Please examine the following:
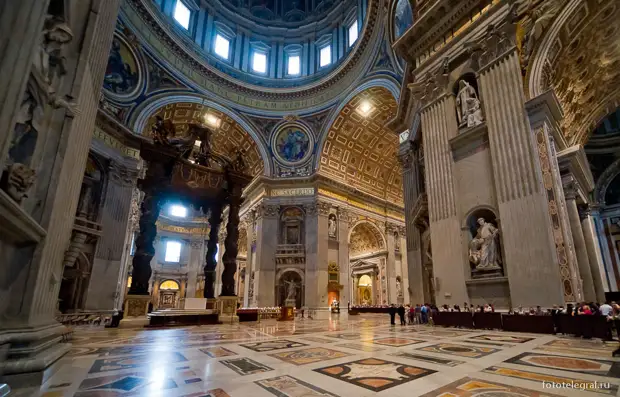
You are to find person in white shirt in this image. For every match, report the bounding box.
[600,302,613,317]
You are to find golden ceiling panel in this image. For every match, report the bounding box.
[349,222,385,257]
[319,87,403,205]
[549,0,620,144]
[144,102,264,177]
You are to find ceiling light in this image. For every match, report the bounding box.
[194,139,202,147]
[358,101,373,116]
[205,113,221,127]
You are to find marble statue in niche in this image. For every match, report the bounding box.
[9,15,75,167]
[396,276,403,298]
[455,80,484,128]
[328,213,337,239]
[394,231,400,251]
[469,217,502,272]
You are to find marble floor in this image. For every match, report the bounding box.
[18,314,620,396]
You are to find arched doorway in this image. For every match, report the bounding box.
[158,280,180,309]
[349,221,387,305]
[276,270,303,308]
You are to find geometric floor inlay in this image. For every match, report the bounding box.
[336,343,385,352]
[534,338,617,358]
[219,357,273,375]
[200,346,237,358]
[239,340,308,352]
[419,377,561,396]
[256,375,339,396]
[505,352,620,378]
[483,366,619,395]
[468,334,536,344]
[88,352,188,374]
[303,337,337,344]
[419,343,500,358]
[314,357,436,391]
[389,352,465,367]
[268,347,350,365]
[367,337,425,347]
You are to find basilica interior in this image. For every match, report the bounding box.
[1,0,620,396]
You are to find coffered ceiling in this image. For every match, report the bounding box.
[349,222,385,257]
[144,102,264,177]
[319,87,403,205]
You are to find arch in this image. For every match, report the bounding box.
[160,280,180,290]
[358,274,372,286]
[316,82,403,204]
[460,205,499,229]
[275,267,305,284]
[348,220,386,256]
[129,93,272,176]
[594,157,620,205]
[527,0,620,145]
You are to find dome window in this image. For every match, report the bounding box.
[319,45,331,68]
[169,204,187,217]
[252,51,268,74]
[288,55,301,76]
[173,0,191,30]
[214,34,231,60]
[348,20,358,47]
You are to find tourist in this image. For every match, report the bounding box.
[454,304,461,312]
[409,305,415,324]
[516,305,524,315]
[535,306,543,315]
[415,304,422,324]
[388,304,397,325]
[601,301,613,317]
[398,304,406,325]
[420,303,428,324]
[463,302,471,312]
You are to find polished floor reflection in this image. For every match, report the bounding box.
[22,314,620,396]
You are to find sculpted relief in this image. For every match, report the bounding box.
[468,217,503,276]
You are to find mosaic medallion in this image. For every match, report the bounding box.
[88,352,187,374]
[314,358,435,391]
[272,123,313,165]
[219,357,273,376]
[336,343,385,352]
[468,334,535,344]
[200,346,237,358]
[483,366,619,395]
[269,347,350,365]
[505,352,620,377]
[389,352,465,367]
[240,340,308,352]
[461,340,513,347]
[418,330,477,338]
[419,343,499,358]
[368,337,426,347]
[256,375,338,397]
[419,377,561,397]
[103,34,142,99]
[325,333,364,340]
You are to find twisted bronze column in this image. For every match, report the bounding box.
[204,203,223,298]
[221,186,242,296]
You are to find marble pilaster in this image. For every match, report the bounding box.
[581,208,608,302]
[588,206,615,292]
[253,203,278,307]
[0,0,121,387]
[242,212,254,307]
[398,227,410,305]
[564,189,595,301]
[386,224,397,304]
[185,238,204,299]
[337,208,350,305]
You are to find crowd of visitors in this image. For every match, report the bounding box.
[384,301,620,326]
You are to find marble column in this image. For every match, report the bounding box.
[185,238,204,299]
[589,205,615,291]
[564,189,596,301]
[221,189,242,296]
[304,200,330,308]
[86,160,138,310]
[337,207,350,305]
[253,203,279,306]
[386,224,397,304]
[398,226,410,305]
[204,204,223,299]
[581,208,607,302]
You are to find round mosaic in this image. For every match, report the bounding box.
[103,34,142,99]
[272,123,313,165]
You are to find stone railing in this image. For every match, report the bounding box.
[276,244,305,265]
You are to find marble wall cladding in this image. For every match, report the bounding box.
[305,209,319,308]
[430,217,468,305]
[254,210,278,307]
[453,147,497,219]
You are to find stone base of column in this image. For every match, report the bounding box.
[217,296,239,323]
[0,323,71,389]
[119,295,151,328]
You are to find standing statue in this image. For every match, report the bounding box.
[396,278,403,298]
[283,279,297,301]
[469,217,501,270]
[455,80,484,128]
[328,214,337,238]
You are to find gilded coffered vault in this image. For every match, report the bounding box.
[319,87,403,205]
[144,102,264,177]
[349,221,386,257]
[527,0,620,145]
